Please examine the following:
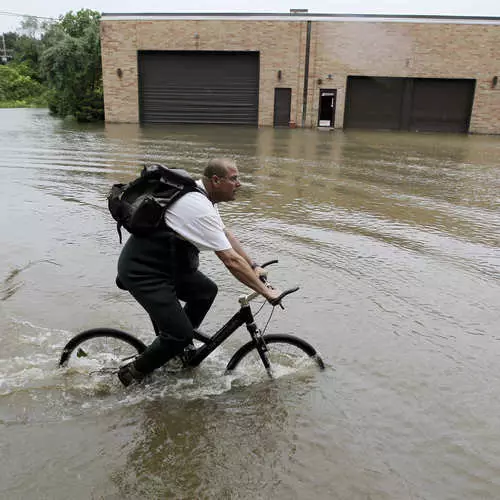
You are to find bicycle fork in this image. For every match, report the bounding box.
[246,320,273,378]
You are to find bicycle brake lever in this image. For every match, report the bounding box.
[270,286,300,308]
[268,296,285,309]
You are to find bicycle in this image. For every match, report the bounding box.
[58,260,325,382]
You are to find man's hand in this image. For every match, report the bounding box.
[216,248,282,303]
[263,285,282,305]
[253,266,267,278]
[253,266,281,304]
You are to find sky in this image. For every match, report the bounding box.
[1,0,500,34]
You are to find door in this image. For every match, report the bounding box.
[409,79,475,133]
[344,77,404,130]
[344,76,475,133]
[273,88,292,127]
[318,89,337,127]
[138,51,260,125]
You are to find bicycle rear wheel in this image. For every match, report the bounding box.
[59,328,147,375]
[225,334,325,376]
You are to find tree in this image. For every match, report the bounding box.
[20,16,46,39]
[59,9,101,38]
[0,63,43,102]
[40,9,103,121]
[2,32,43,81]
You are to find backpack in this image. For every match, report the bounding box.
[107,163,205,243]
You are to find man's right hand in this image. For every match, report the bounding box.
[216,248,282,302]
[263,286,282,306]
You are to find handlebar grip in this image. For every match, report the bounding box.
[269,286,300,307]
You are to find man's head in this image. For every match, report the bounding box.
[202,158,241,203]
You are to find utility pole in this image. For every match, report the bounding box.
[1,34,7,64]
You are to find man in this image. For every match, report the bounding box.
[117,158,280,386]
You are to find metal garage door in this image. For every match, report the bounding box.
[344,76,475,133]
[138,51,259,125]
[344,77,405,130]
[410,79,475,133]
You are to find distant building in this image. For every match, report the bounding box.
[100,12,500,134]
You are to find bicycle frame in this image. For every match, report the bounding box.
[183,261,293,374]
[185,299,261,368]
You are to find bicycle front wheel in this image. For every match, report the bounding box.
[59,328,147,375]
[225,334,325,376]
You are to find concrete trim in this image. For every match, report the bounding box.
[101,12,500,25]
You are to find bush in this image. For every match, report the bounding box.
[0,63,44,101]
[74,87,104,122]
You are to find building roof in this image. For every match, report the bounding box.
[101,12,500,25]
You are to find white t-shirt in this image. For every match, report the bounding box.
[164,180,232,252]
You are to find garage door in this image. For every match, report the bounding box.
[344,76,475,133]
[138,51,259,125]
[410,79,476,133]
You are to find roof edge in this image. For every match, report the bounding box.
[100,12,500,22]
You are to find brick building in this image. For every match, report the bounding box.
[100,12,500,134]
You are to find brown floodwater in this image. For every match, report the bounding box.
[1,108,499,499]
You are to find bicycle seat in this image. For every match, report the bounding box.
[115,276,128,290]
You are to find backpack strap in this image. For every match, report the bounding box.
[116,222,123,244]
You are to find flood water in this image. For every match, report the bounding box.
[1,108,499,499]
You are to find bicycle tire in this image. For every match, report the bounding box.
[225,334,325,373]
[59,328,147,368]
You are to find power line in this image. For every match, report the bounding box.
[0,11,57,21]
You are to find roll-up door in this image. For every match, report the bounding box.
[138,51,259,125]
[344,77,405,130]
[410,79,475,133]
[344,76,475,133]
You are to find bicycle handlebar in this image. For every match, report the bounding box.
[239,258,299,307]
[268,286,300,308]
[257,259,299,308]
[260,259,279,268]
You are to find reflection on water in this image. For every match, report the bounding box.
[0,108,499,499]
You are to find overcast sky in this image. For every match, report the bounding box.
[1,0,500,34]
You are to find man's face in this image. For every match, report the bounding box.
[213,166,241,202]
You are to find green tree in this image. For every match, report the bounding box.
[0,62,44,103]
[3,32,43,81]
[59,9,101,38]
[40,9,103,122]
[20,16,45,39]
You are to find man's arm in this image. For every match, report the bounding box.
[215,248,279,302]
[224,229,258,269]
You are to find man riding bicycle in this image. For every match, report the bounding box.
[117,158,280,386]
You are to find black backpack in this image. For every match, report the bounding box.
[108,164,205,243]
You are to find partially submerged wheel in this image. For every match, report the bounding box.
[225,334,325,376]
[59,328,147,375]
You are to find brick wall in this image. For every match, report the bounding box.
[309,22,500,134]
[101,17,500,134]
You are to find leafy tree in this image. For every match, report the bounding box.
[0,62,43,102]
[59,9,101,38]
[2,32,43,81]
[20,16,46,39]
[40,9,103,121]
